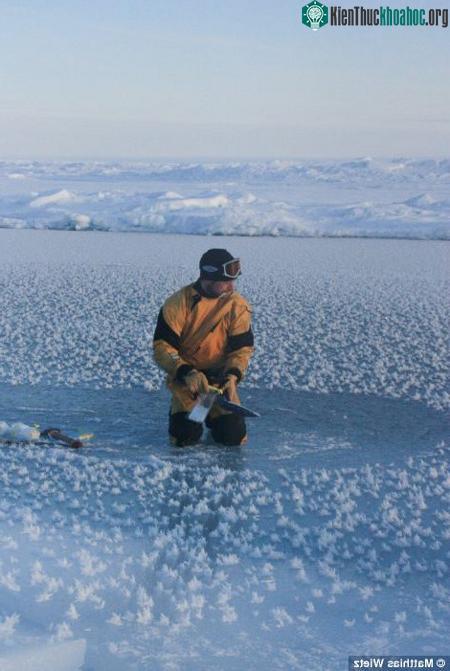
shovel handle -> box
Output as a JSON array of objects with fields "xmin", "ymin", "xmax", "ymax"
[
  {"xmin": 207, "ymin": 385, "xmax": 223, "ymax": 395},
  {"xmin": 40, "ymin": 428, "xmax": 83, "ymax": 449}
]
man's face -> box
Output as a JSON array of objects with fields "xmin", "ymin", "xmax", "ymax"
[{"xmin": 202, "ymin": 279, "xmax": 235, "ymax": 297}]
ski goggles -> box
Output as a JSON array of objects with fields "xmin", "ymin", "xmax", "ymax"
[{"xmin": 201, "ymin": 258, "xmax": 241, "ymax": 279}]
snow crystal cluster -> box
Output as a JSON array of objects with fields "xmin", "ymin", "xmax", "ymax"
[
  {"xmin": 0, "ymin": 233, "xmax": 447, "ymax": 411},
  {"xmin": 0, "ymin": 429, "xmax": 448, "ymax": 669}
]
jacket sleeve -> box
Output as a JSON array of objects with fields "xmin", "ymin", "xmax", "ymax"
[
  {"xmin": 223, "ymin": 301, "xmax": 254, "ymax": 382},
  {"xmin": 153, "ymin": 293, "xmax": 193, "ymax": 379}
]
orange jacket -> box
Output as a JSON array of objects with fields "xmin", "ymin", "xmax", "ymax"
[{"xmin": 153, "ymin": 281, "xmax": 254, "ymax": 383}]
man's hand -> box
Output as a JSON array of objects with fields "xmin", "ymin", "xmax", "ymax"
[
  {"xmin": 183, "ymin": 370, "xmax": 210, "ymax": 397},
  {"xmin": 221, "ymin": 373, "xmax": 239, "ymax": 402}
]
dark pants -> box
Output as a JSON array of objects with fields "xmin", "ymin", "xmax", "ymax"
[{"xmin": 169, "ymin": 412, "xmax": 246, "ymax": 447}]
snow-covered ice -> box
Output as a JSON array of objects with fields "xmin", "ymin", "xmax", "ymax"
[
  {"xmin": 0, "ymin": 639, "xmax": 86, "ymax": 671},
  {"xmin": 0, "ymin": 231, "xmax": 448, "ymax": 670},
  {"xmin": 0, "ymin": 158, "xmax": 449, "ymax": 239}
]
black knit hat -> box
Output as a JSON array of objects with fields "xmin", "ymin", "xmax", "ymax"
[{"xmin": 199, "ymin": 248, "xmax": 241, "ymax": 281}]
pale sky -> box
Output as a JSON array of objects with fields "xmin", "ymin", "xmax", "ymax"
[{"xmin": 0, "ymin": 0, "xmax": 449, "ymax": 159}]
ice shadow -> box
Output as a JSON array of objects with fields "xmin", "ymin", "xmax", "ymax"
[
  {"xmin": 0, "ymin": 383, "xmax": 447, "ymax": 469},
  {"xmin": 248, "ymin": 387, "xmax": 448, "ymax": 468}
]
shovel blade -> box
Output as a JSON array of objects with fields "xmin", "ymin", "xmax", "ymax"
[
  {"xmin": 216, "ymin": 395, "xmax": 260, "ymax": 418},
  {"xmin": 188, "ymin": 392, "xmax": 217, "ymax": 424}
]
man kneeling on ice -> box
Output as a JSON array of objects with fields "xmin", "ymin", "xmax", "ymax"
[{"xmin": 153, "ymin": 249, "xmax": 254, "ymax": 447}]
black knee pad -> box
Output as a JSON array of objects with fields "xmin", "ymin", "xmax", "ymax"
[
  {"xmin": 210, "ymin": 414, "xmax": 246, "ymax": 446},
  {"xmin": 169, "ymin": 412, "xmax": 203, "ymax": 446}
]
